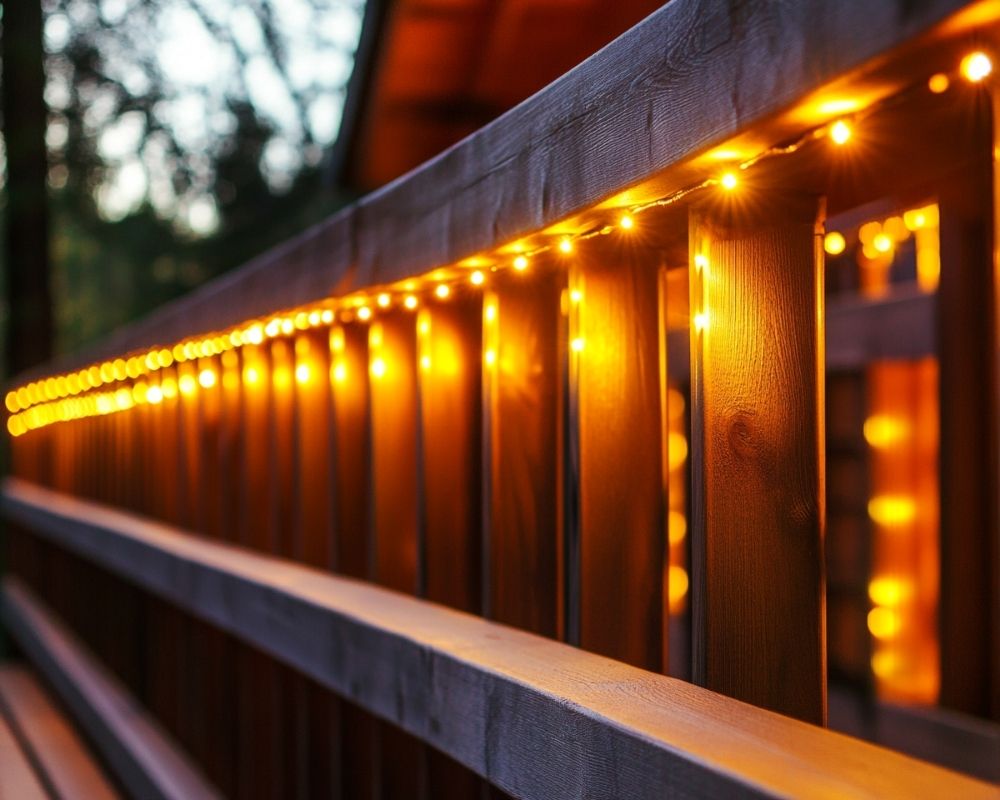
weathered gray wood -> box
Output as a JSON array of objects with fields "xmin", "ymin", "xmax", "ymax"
[
  {"xmin": 6, "ymin": 0, "xmax": 978, "ymax": 387},
  {"xmin": 3, "ymin": 478, "xmax": 995, "ymax": 800},
  {"xmin": 0, "ymin": 665, "xmax": 119, "ymax": 800},
  {"xmin": 1, "ymin": 577, "xmax": 218, "ymax": 800}
]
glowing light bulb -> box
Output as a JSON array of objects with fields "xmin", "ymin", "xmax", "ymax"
[
  {"xmin": 308, "ymin": 310, "xmax": 322, "ymax": 326},
  {"xmin": 281, "ymin": 318, "xmax": 295, "ymax": 335},
  {"xmin": 420, "ymin": 355, "xmax": 432, "ymax": 371},
  {"xmin": 265, "ymin": 320, "xmax": 281, "ymax": 338},
  {"xmin": 928, "ymin": 73, "xmax": 950, "ymax": 94},
  {"xmin": 357, "ymin": 306, "xmax": 372, "ymax": 321},
  {"xmin": 146, "ymin": 386, "xmax": 164, "ymax": 405},
  {"xmin": 961, "ymin": 51, "xmax": 992, "ymax": 82},
  {"xmin": 243, "ymin": 367, "xmax": 260, "ymax": 385},
  {"xmin": 370, "ymin": 357, "xmax": 386, "ymax": 379},
  {"xmin": 824, "ymin": 232, "xmax": 846, "ymax": 255},
  {"xmin": 5, "ymin": 392, "xmax": 18, "ymax": 413},
  {"xmin": 295, "ymin": 364, "xmax": 311, "ymax": 384},
  {"xmin": 246, "ymin": 325, "xmax": 264, "ymax": 345},
  {"xmin": 320, "ymin": 309, "xmax": 335, "ymax": 325},
  {"xmin": 868, "ymin": 495, "xmax": 916, "ymax": 526},
  {"xmin": 333, "ymin": 363, "xmax": 347, "ymax": 383},
  {"xmin": 570, "ymin": 337, "xmax": 585, "ymax": 352},
  {"xmin": 867, "ymin": 607, "xmax": 902, "ymax": 639},
  {"xmin": 873, "ymin": 233, "xmax": 893, "ymax": 254},
  {"xmin": 694, "ymin": 254, "xmax": 708, "ymax": 272},
  {"xmin": 404, "ymin": 295, "xmax": 419, "ymax": 310},
  {"xmin": 484, "ymin": 349, "xmax": 496, "ymax": 366},
  {"xmin": 693, "ymin": 312, "xmax": 709, "ymax": 332},
  {"xmin": 570, "ymin": 289, "xmax": 583, "ymax": 304},
  {"xmin": 377, "ymin": 293, "xmax": 391, "ymax": 308},
  {"xmin": 863, "ymin": 415, "xmax": 909, "ymax": 448},
  {"xmin": 721, "ymin": 172, "xmax": 738, "ymax": 190},
  {"xmin": 513, "ymin": 255, "xmax": 529, "ymax": 271},
  {"xmin": 619, "ymin": 214, "xmax": 634, "ymax": 230},
  {"xmin": 829, "ymin": 119, "xmax": 852, "ymax": 145},
  {"xmin": 435, "ymin": 284, "xmax": 450, "ymax": 299},
  {"xmin": 558, "ymin": 238, "xmax": 573, "ymax": 254},
  {"xmin": 179, "ymin": 375, "xmax": 197, "ymax": 395},
  {"xmin": 470, "ymin": 270, "xmax": 485, "ymax": 286},
  {"xmin": 198, "ymin": 369, "xmax": 217, "ymax": 389}
]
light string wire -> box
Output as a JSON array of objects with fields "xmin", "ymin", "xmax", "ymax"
[{"xmin": 4, "ymin": 54, "xmax": 991, "ymax": 436}]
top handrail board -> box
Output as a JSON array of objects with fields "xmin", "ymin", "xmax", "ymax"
[
  {"xmin": 2, "ymin": 477, "xmax": 995, "ymax": 799},
  {"xmin": 11, "ymin": 0, "xmax": 984, "ymax": 385}
]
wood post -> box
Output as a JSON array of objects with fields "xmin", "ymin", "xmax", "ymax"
[
  {"xmin": 688, "ymin": 193, "xmax": 827, "ymax": 724},
  {"xmin": 568, "ymin": 240, "xmax": 665, "ymax": 671}
]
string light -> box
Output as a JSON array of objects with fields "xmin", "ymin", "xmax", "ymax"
[
  {"xmin": 7, "ymin": 50, "xmax": 991, "ymax": 436},
  {"xmin": 928, "ymin": 73, "xmax": 950, "ymax": 94},
  {"xmin": 824, "ymin": 232, "xmax": 847, "ymax": 255},
  {"xmin": 570, "ymin": 337, "xmax": 585, "ymax": 352},
  {"xmin": 960, "ymin": 50, "xmax": 992, "ymax": 82},
  {"xmin": 829, "ymin": 119, "xmax": 852, "ymax": 145},
  {"xmin": 198, "ymin": 369, "xmax": 217, "ymax": 389}
]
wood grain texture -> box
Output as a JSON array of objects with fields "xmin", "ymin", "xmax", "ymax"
[
  {"xmin": 7, "ymin": 0, "xmax": 983, "ymax": 388},
  {"xmin": 483, "ymin": 269, "xmax": 563, "ymax": 636},
  {"xmin": 689, "ymin": 195, "xmax": 826, "ymax": 724},
  {"xmin": 0, "ymin": 664, "xmax": 119, "ymax": 800},
  {"xmin": 1, "ymin": 577, "xmax": 219, "ymax": 800},
  {"xmin": 569, "ymin": 239, "xmax": 665, "ymax": 671},
  {"xmin": 3, "ymin": 479, "xmax": 995, "ymax": 800}
]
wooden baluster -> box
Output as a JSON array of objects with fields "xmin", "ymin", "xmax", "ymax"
[
  {"xmin": 417, "ymin": 296, "xmax": 485, "ymax": 796},
  {"xmin": 938, "ymin": 143, "xmax": 1000, "ymax": 721},
  {"xmin": 368, "ymin": 312, "xmax": 427, "ymax": 800},
  {"xmin": 688, "ymin": 193, "xmax": 826, "ymax": 724},
  {"xmin": 330, "ymin": 321, "xmax": 376, "ymax": 800},
  {"xmin": 294, "ymin": 328, "xmax": 341, "ymax": 797},
  {"xmin": 483, "ymin": 268, "xmax": 563, "ymax": 637},
  {"xmin": 567, "ymin": 239, "xmax": 666, "ymax": 671}
]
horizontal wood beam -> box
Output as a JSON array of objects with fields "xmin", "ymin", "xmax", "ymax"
[
  {"xmin": 10, "ymin": 0, "xmax": 987, "ymax": 386},
  {"xmin": 0, "ymin": 574, "xmax": 218, "ymax": 800},
  {"xmin": 2, "ymin": 478, "xmax": 994, "ymax": 799},
  {"xmin": 826, "ymin": 289, "xmax": 936, "ymax": 370}
]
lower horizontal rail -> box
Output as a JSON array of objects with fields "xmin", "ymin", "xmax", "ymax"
[
  {"xmin": 1, "ymin": 577, "xmax": 217, "ymax": 800},
  {"xmin": 2, "ymin": 478, "xmax": 993, "ymax": 799}
]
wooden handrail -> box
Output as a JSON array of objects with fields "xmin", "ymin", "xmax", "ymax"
[
  {"xmin": 3, "ymin": 477, "xmax": 994, "ymax": 799},
  {"xmin": 7, "ymin": 0, "xmax": 984, "ymax": 386}
]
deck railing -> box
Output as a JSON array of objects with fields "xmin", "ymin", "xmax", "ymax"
[{"xmin": 3, "ymin": 0, "xmax": 999, "ymax": 796}]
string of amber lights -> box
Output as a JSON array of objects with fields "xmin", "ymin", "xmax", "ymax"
[{"xmin": 5, "ymin": 49, "xmax": 993, "ymax": 438}]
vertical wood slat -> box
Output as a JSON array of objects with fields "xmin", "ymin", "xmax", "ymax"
[
  {"xmin": 367, "ymin": 312, "xmax": 427, "ymax": 799},
  {"xmin": 938, "ymin": 146, "xmax": 1000, "ymax": 720},
  {"xmin": 688, "ymin": 194, "xmax": 827, "ymax": 724},
  {"xmin": 293, "ymin": 329, "xmax": 340, "ymax": 798},
  {"xmin": 417, "ymin": 296, "xmax": 486, "ymax": 797},
  {"xmin": 483, "ymin": 269, "xmax": 564, "ymax": 637},
  {"xmin": 330, "ymin": 322, "xmax": 376, "ymax": 800},
  {"xmin": 568, "ymin": 240, "xmax": 666, "ymax": 671}
]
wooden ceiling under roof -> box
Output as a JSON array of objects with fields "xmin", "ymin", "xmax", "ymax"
[{"xmin": 335, "ymin": 0, "xmax": 667, "ymax": 191}]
